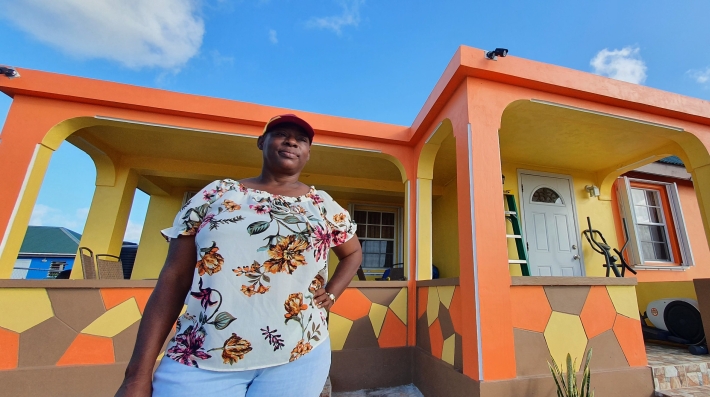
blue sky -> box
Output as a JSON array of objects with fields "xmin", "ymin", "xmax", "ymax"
[{"xmin": 1, "ymin": 0, "xmax": 710, "ymax": 242}]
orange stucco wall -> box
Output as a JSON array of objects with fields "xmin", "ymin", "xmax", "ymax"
[{"xmin": 3, "ymin": 45, "xmax": 710, "ymax": 387}]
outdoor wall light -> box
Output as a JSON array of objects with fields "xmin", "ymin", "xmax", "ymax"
[
  {"xmin": 485, "ymin": 48, "xmax": 508, "ymax": 61},
  {"xmin": 0, "ymin": 66, "xmax": 20, "ymax": 79},
  {"xmin": 585, "ymin": 185, "xmax": 601, "ymax": 198}
]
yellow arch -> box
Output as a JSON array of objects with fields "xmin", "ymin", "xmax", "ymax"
[{"xmin": 416, "ymin": 119, "xmax": 456, "ymax": 280}]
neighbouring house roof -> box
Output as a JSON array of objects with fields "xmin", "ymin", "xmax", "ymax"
[
  {"xmin": 659, "ymin": 156, "xmax": 684, "ymax": 166},
  {"xmin": 19, "ymin": 226, "xmax": 81, "ymax": 255}
]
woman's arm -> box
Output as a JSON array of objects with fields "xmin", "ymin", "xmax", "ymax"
[
  {"xmin": 314, "ymin": 236, "xmax": 362, "ymax": 310},
  {"xmin": 114, "ymin": 235, "xmax": 197, "ymax": 397}
]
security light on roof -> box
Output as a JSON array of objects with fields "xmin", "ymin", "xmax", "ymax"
[
  {"xmin": 485, "ymin": 48, "xmax": 508, "ymax": 61},
  {"xmin": 0, "ymin": 66, "xmax": 20, "ymax": 79}
]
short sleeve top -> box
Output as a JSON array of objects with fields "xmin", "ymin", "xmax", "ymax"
[{"xmin": 161, "ymin": 179, "xmax": 356, "ymax": 371}]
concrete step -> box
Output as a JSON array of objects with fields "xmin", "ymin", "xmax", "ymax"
[
  {"xmin": 656, "ymin": 386, "xmax": 710, "ymax": 397},
  {"xmin": 651, "ymin": 362, "xmax": 710, "ymax": 391}
]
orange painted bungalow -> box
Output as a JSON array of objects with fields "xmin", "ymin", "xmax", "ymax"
[{"xmin": 2, "ymin": 46, "xmax": 710, "ymax": 396}]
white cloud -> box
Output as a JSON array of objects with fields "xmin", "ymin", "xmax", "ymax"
[
  {"xmin": 688, "ymin": 67, "xmax": 710, "ymax": 87},
  {"xmin": 123, "ymin": 220, "xmax": 144, "ymax": 243},
  {"xmin": 269, "ymin": 29, "xmax": 278, "ymax": 44},
  {"xmin": 29, "ymin": 204, "xmax": 89, "ymax": 233},
  {"xmin": 210, "ymin": 50, "xmax": 234, "ymax": 66},
  {"xmin": 590, "ymin": 46, "xmax": 647, "ymax": 84},
  {"xmin": 2, "ymin": 0, "xmax": 205, "ymax": 70},
  {"xmin": 306, "ymin": 0, "xmax": 363, "ymax": 35}
]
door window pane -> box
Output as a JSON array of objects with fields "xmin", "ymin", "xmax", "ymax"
[{"xmin": 531, "ymin": 187, "xmax": 563, "ymax": 204}]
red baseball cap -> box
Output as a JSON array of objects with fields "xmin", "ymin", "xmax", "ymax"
[{"xmin": 262, "ymin": 114, "xmax": 315, "ymax": 142}]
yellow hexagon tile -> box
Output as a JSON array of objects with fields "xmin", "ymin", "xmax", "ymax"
[
  {"xmin": 427, "ymin": 287, "xmax": 440, "ymax": 326},
  {"xmin": 0, "ymin": 288, "xmax": 54, "ymax": 333},
  {"xmin": 437, "ymin": 286, "xmax": 455, "ymax": 309},
  {"xmin": 81, "ymin": 298, "xmax": 141, "ymax": 337},
  {"xmin": 389, "ymin": 288, "xmax": 407, "ymax": 325},
  {"xmin": 328, "ymin": 313, "xmax": 353, "ymax": 351},
  {"xmin": 442, "ymin": 334, "xmax": 456, "ymax": 366},
  {"xmin": 544, "ymin": 312, "xmax": 588, "ymax": 371},
  {"xmin": 369, "ymin": 303, "xmax": 388, "ymax": 337},
  {"xmin": 606, "ymin": 286, "xmax": 640, "ymax": 319}
]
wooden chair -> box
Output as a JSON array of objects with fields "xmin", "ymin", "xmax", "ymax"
[
  {"xmin": 96, "ymin": 254, "xmax": 124, "ymax": 279},
  {"xmin": 79, "ymin": 247, "xmax": 97, "ymax": 280}
]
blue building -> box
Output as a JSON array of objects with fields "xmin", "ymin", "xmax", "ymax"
[{"xmin": 11, "ymin": 226, "xmax": 80, "ymax": 279}]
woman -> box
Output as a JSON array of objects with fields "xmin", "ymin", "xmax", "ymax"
[{"xmin": 115, "ymin": 114, "xmax": 362, "ymax": 396}]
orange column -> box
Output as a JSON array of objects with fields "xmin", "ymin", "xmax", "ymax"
[
  {"xmin": 0, "ymin": 97, "xmax": 59, "ymax": 277},
  {"xmin": 454, "ymin": 85, "xmax": 516, "ymax": 381}
]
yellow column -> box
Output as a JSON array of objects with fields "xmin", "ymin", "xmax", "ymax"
[
  {"xmin": 0, "ymin": 145, "xmax": 54, "ymax": 278},
  {"xmin": 130, "ymin": 192, "xmax": 183, "ymax": 279},
  {"xmin": 416, "ymin": 177, "xmax": 433, "ymax": 280},
  {"xmin": 72, "ymin": 166, "xmax": 138, "ymax": 278}
]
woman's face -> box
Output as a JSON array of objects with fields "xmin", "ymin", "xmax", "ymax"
[{"xmin": 258, "ymin": 125, "xmax": 311, "ymax": 174}]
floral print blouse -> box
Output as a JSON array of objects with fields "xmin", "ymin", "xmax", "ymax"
[{"xmin": 161, "ymin": 179, "xmax": 356, "ymax": 371}]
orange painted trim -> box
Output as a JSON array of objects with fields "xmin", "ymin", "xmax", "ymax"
[
  {"xmin": 628, "ymin": 181, "xmax": 683, "ymax": 266},
  {"xmin": 0, "ymin": 69, "xmax": 411, "ymax": 143},
  {"xmin": 410, "ymin": 46, "xmax": 710, "ymax": 142}
]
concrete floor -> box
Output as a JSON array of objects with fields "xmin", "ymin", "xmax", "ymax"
[{"xmin": 332, "ymin": 384, "xmax": 424, "ymax": 397}]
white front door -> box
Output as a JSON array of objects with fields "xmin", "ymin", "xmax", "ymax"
[{"xmin": 520, "ymin": 173, "xmax": 583, "ymax": 276}]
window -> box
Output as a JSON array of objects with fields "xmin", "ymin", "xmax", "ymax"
[
  {"xmin": 616, "ymin": 177, "xmax": 693, "ymax": 267},
  {"xmin": 47, "ymin": 261, "xmax": 67, "ymax": 279},
  {"xmin": 352, "ymin": 206, "xmax": 402, "ymax": 272},
  {"xmin": 531, "ymin": 187, "xmax": 563, "ymax": 204}
]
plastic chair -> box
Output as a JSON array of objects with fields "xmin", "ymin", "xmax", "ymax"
[
  {"xmin": 79, "ymin": 247, "xmax": 97, "ymax": 280},
  {"xmin": 96, "ymin": 254, "xmax": 124, "ymax": 279}
]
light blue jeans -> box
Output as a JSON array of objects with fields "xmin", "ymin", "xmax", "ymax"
[{"xmin": 152, "ymin": 339, "xmax": 331, "ymax": 397}]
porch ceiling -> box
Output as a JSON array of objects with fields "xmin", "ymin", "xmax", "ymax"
[
  {"xmin": 499, "ymin": 101, "xmax": 683, "ymax": 173},
  {"xmin": 72, "ymin": 122, "xmax": 405, "ymax": 198}
]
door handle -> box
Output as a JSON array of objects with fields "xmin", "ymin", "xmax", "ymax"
[{"xmin": 573, "ymin": 255, "xmax": 580, "ymax": 260}]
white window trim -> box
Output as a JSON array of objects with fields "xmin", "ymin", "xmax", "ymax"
[
  {"xmin": 349, "ymin": 203, "xmax": 404, "ymax": 275},
  {"xmin": 617, "ymin": 176, "xmax": 694, "ymax": 269}
]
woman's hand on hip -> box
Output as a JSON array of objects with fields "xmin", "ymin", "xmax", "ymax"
[{"xmin": 313, "ymin": 288, "xmax": 335, "ymax": 311}]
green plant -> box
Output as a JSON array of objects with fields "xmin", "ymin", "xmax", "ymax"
[{"xmin": 548, "ymin": 348, "xmax": 594, "ymax": 397}]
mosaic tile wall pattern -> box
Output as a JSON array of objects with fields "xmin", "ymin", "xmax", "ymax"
[
  {"xmin": 509, "ymin": 285, "xmax": 647, "ymax": 376},
  {"xmin": 329, "ymin": 287, "xmax": 408, "ymax": 350},
  {"xmin": 0, "ymin": 287, "xmax": 155, "ymax": 369},
  {"xmin": 0, "ymin": 286, "xmax": 408, "ymax": 371},
  {"xmin": 416, "ymin": 285, "xmax": 463, "ymax": 370}
]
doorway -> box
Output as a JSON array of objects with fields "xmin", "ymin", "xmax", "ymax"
[{"xmin": 518, "ymin": 172, "xmax": 584, "ymax": 276}]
